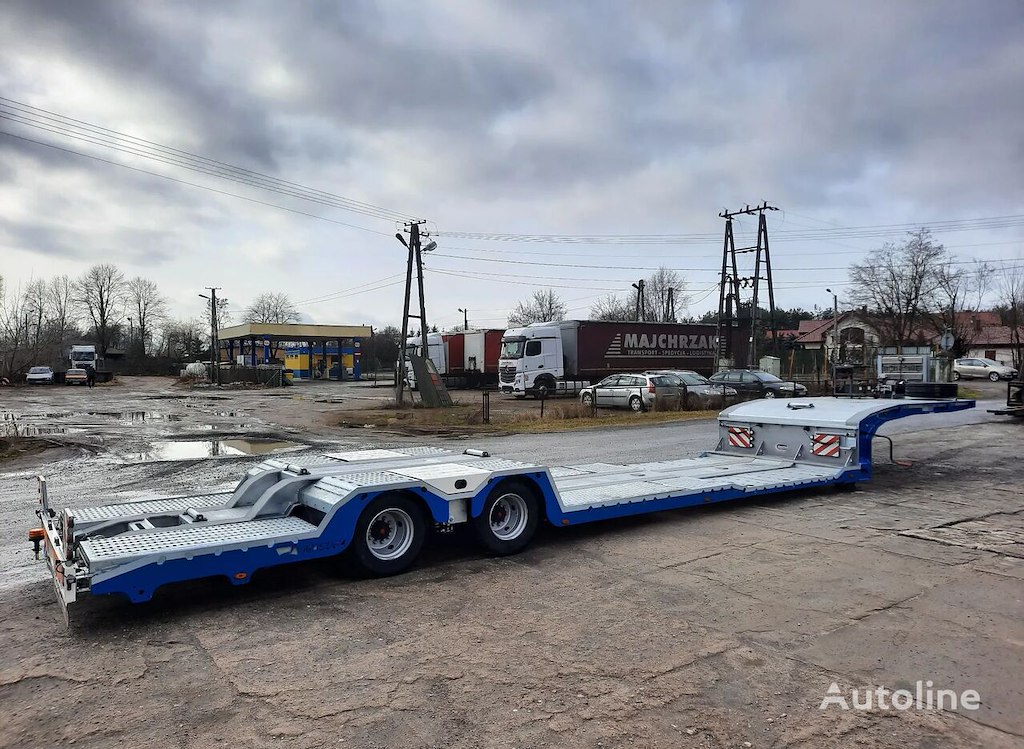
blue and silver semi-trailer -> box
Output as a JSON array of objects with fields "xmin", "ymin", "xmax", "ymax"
[{"xmin": 29, "ymin": 396, "xmax": 973, "ymax": 623}]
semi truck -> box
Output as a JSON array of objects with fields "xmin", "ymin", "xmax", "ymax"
[
  {"xmin": 29, "ymin": 395, "xmax": 974, "ymax": 624},
  {"xmin": 65, "ymin": 344, "xmax": 114, "ymax": 383},
  {"xmin": 498, "ymin": 320, "xmax": 720, "ymax": 398},
  {"xmin": 404, "ymin": 329, "xmax": 504, "ymax": 389}
]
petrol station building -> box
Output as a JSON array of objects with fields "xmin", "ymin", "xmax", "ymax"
[{"xmin": 217, "ymin": 323, "xmax": 372, "ymax": 380}]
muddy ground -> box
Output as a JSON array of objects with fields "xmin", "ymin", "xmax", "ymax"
[{"xmin": 0, "ymin": 377, "xmax": 1021, "ymax": 748}]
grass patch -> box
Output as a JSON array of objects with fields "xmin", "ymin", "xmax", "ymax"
[
  {"xmin": 0, "ymin": 436, "xmax": 50, "ymax": 463},
  {"xmin": 335, "ymin": 400, "xmax": 715, "ymax": 435}
]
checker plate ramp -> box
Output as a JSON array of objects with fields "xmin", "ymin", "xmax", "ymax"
[
  {"xmin": 81, "ymin": 516, "xmax": 316, "ymax": 567},
  {"xmin": 71, "ymin": 492, "xmax": 233, "ymax": 523}
]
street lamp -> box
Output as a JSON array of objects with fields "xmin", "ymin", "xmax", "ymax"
[
  {"xmin": 458, "ymin": 308, "xmax": 468, "ymax": 330},
  {"xmin": 825, "ymin": 288, "xmax": 839, "ymax": 390}
]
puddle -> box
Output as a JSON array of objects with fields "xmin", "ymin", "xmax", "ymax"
[{"xmin": 130, "ymin": 438, "xmax": 299, "ymax": 461}]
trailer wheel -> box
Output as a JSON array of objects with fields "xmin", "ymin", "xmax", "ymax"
[
  {"xmin": 473, "ymin": 481, "xmax": 540, "ymax": 555},
  {"xmin": 347, "ymin": 494, "xmax": 426, "ymax": 577}
]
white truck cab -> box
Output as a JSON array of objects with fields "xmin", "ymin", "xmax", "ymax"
[{"xmin": 498, "ymin": 321, "xmax": 583, "ymax": 397}]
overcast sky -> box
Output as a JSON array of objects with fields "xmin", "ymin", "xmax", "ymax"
[{"xmin": 2, "ymin": 0, "xmax": 1022, "ymax": 331}]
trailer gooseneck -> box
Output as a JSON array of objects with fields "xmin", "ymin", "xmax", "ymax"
[{"xmin": 30, "ymin": 397, "xmax": 973, "ymax": 623}]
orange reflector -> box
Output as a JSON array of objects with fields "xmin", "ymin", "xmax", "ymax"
[
  {"xmin": 28, "ymin": 528, "xmax": 45, "ymax": 541},
  {"xmin": 233, "ymin": 572, "xmax": 248, "ymax": 580},
  {"xmin": 561, "ymin": 519, "xmax": 570, "ymax": 526}
]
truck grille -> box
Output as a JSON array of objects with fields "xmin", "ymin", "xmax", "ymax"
[{"xmin": 499, "ymin": 365, "xmax": 517, "ymax": 384}]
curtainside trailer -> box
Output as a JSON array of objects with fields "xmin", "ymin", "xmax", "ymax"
[{"xmin": 30, "ymin": 396, "xmax": 973, "ymax": 623}]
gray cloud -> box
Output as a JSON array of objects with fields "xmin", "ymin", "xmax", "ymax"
[{"xmin": 1, "ymin": 0, "xmax": 1021, "ymax": 323}]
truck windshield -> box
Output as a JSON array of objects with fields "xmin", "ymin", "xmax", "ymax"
[
  {"xmin": 71, "ymin": 352, "xmax": 94, "ymax": 361},
  {"xmin": 500, "ymin": 338, "xmax": 525, "ymax": 359}
]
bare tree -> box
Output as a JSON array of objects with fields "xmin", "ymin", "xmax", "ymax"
[
  {"xmin": 159, "ymin": 317, "xmax": 207, "ymax": 360},
  {"xmin": 644, "ymin": 267, "xmax": 689, "ymax": 323},
  {"xmin": 126, "ymin": 276, "xmax": 168, "ymax": 356},
  {"xmin": 590, "ymin": 293, "xmax": 634, "ymax": 321},
  {"xmin": 848, "ymin": 229, "xmax": 946, "ymax": 350},
  {"xmin": 75, "ymin": 263, "xmax": 126, "ymax": 355},
  {"xmin": 931, "ymin": 261, "xmax": 994, "ymax": 357},
  {"xmin": 47, "ymin": 275, "xmax": 76, "ymax": 343},
  {"xmin": 215, "ymin": 297, "xmax": 232, "ymax": 329},
  {"xmin": 244, "ymin": 292, "xmax": 299, "ymax": 324},
  {"xmin": 22, "ymin": 279, "xmax": 48, "ymax": 358},
  {"xmin": 998, "ymin": 261, "xmax": 1024, "ymax": 370},
  {"xmin": 508, "ymin": 289, "xmax": 567, "ymax": 326},
  {"xmin": 0, "ymin": 277, "xmax": 32, "ymax": 379}
]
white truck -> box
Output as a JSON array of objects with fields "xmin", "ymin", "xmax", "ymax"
[
  {"xmin": 498, "ymin": 320, "xmax": 719, "ymax": 398},
  {"xmin": 69, "ymin": 344, "xmax": 98, "ymax": 370}
]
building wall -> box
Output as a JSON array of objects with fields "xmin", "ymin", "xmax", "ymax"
[{"xmin": 283, "ymin": 341, "xmax": 362, "ymax": 379}]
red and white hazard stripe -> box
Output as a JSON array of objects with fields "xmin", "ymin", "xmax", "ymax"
[
  {"xmin": 728, "ymin": 426, "xmax": 754, "ymax": 448},
  {"xmin": 811, "ymin": 433, "xmax": 841, "ymax": 458}
]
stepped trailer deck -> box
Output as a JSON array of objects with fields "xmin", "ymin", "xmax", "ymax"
[{"xmin": 29, "ymin": 396, "xmax": 974, "ymax": 623}]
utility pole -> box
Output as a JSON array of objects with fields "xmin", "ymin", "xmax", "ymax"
[
  {"xmin": 714, "ymin": 202, "xmax": 779, "ymax": 371},
  {"xmin": 666, "ymin": 288, "xmax": 675, "ymax": 323},
  {"xmin": 199, "ymin": 288, "xmax": 221, "ymax": 385},
  {"xmin": 632, "ymin": 279, "xmax": 646, "ymax": 322},
  {"xmin": 826, "ymin": 288, "xmax": 839, "ymax": 387},
  {"xmin": 395, "ymin": 220, "xmax": 431, "ymax": 404},
  {"xmin": 458, "ymin": 307, "xmax": 468, "ymax": 330}
]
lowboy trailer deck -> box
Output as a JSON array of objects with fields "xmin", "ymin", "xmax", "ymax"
[{"xmin": 30, "ymin": 397, "xmax": 973, "ymax": 623}]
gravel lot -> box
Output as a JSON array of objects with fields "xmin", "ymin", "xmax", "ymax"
[{"xmin": 0, "ymin": 377, "xmax": 1021, "ymax": 748}]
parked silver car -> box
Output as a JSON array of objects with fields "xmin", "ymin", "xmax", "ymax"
[
  {"xmin": 646, "ymin": 370, "xmax": 738, "ymax": 409},
  {"xmin": 25, "ymin": 366, "xmax": 55, "ymax": 384},
  {"xmin": 579, "ymin": 373, "xmax": 681, "ymax": 412},
  {"xmin": 953, "ymin": 357, "xmax": 1018, "ymax": 382}
]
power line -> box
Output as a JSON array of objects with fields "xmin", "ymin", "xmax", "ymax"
[
  {"xmin": 0, "ymin": 97, "xmax": 419, "ymax": 223},
  {"xmin": 0, "ymin": 131, "xmax": 395, "ymax": 236}
]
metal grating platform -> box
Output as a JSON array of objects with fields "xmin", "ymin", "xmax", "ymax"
[
  {"xmin": 81, "ymin": 516, "xmax": 317, "ymax": 565},
  {"xmin": 327, "ymin": 446, "xmax": 455, "ymax": 462},
  {"xmin": 461, "ymin": 457, "xmax": 538, "ymax": 472},
  {"xmin": 71, "ymin": 493, "xmax": 233, "ymax": 523},
  {"xmin": 319, "ymin": 471, "xmax": 412, "ymax": 493},
  {"xmin": 553, "ymin": 456, "xmax": 844, "ymax": 511}
]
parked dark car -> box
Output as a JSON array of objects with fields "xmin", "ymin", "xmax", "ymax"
[
  {"xmin": 709, "ymin": 369, "xmax": 808, "ymax": 398},
  {"xmin": 645, "ymin": 370, "xmax": 738, "ymax": 409},
  {"xmin": 579, "ymin": 373, "xmax": 682, "ymax": 412}
]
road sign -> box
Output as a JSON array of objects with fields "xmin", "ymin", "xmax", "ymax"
[{"xmin": 939, "ymin": 330, "xmax": 954, "ymax": 351}]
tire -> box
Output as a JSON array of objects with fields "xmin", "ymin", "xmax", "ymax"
[
  {"xmin": 905, "ymin": 382, "xmax": 959, "ymax": 399},
  {"xmin": 764, "ymin": 390, "xmax": 776, "ymax": 399},
  {"xmin": 534, "ymin": 378, "xmax": 554, "ymax": 399},
  {"xmin": 346, "ymin": 494, "xmax": 426, "ymax": 577},
  {"xmin": 629, "ymin": 395, "xmax": 644, "ymax": 412},
  {"xmin": 581, "ymin": 392, "xmax": 594, "ymax": 407},
  {"xmin": 989, "ymin": 372, "xmax": 1000, "ymax": 382},
  {"xmin": 952, "ymin": 371, "xmax": 960, "ymax": 381},
  {"xmin": 472, "ymin": 481, "xmax": 540, "ymax": 555}
]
